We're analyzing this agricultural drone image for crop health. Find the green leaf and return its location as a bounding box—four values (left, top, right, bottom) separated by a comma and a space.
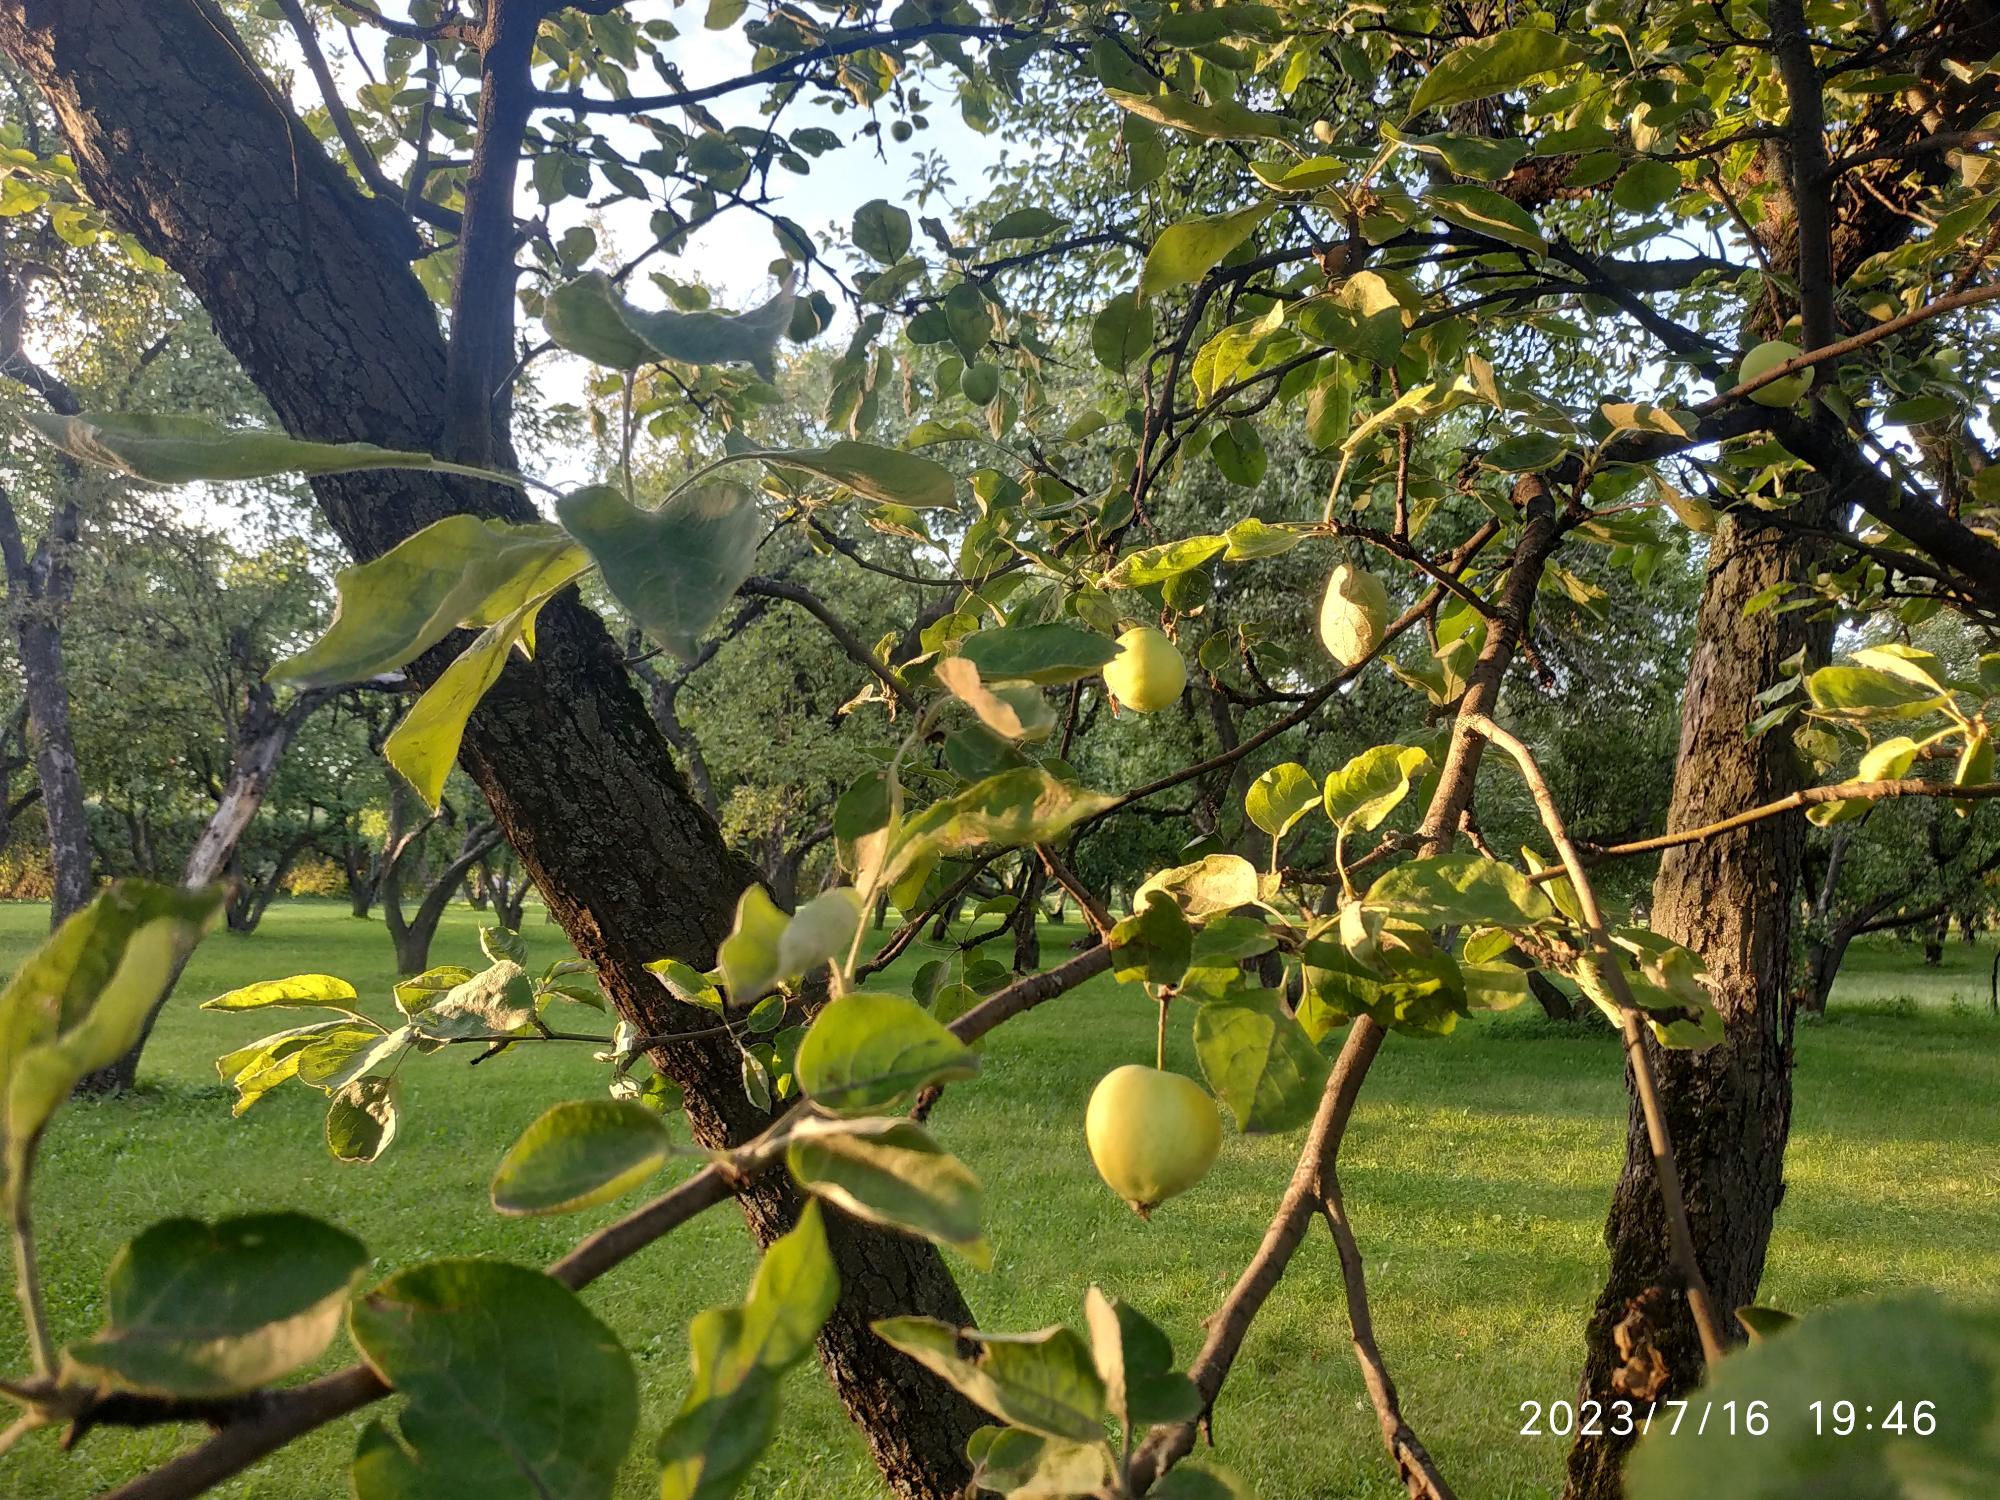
1152, 1466, 1254, 1499
1103, 536, 1227, 588
1296, 271, 1406, 366
1245, 762, 1318, 839
384, 604, 547, 808
888, 769, 1118, 881
1110, 892, 1194, 988
1083, 1287, 1202, 1429
1193, 988, 1329, 1133
543, 270, 795, 378
1139, 203, 1273, 298
216, 1019, 355, 1116
1108, 89, 1289, 143
796, 991, 980, 1114
936, 659, 1057, 743
1404, 27, 1586, 123
1805, 664, 1948, 720
557, 483, 762, 662
21, 410, 517, 489
391, 965, 477, 1017
785, 1117, 989, 1264
1626, 1294, 2000, 1500
1132, 854, 1261, 921
852, 199, 913, 264
958, 623, 1120, 685
349, 1260, 636, 1500
1092, 290, 1156, 371
0, 882, 222, 1200
1459, 962, 1531, 1012
1365, 854, 1555, 927
761, 440, 957, 508
1858, 735, 1921, 781
326, 1077, 399, 1163
1223, 517, 1303, 560
872, 1317, 1108, 1441
777, 888, 866, 985
657, 1203, 839, 1500
1611, 158, 1682, 214
479, 925, 528, 966
989, 207, 1068, 241
967, 1428, 1112, 1499
719, 886, 791, 1004
490, 1099, 673, 1216
1384, 126, 1530, 181
272, 516, 588, 689
202, 974, 359, 1012
1425, 183, 1546, 253
67, 1213, 366, 1398
410, 961, 535, 1040
1851, 642, 1949, 691
1323, 745, 1431, 833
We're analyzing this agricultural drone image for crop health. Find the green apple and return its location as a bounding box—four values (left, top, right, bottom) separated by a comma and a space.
1319, 563, 1390, 666
1102, 626, 1185, 713
1739, 340, 1812, 407
1085, 1064, 1222, 1216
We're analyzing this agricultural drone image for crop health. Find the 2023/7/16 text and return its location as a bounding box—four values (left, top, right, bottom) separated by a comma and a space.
1517, 1399, 1940, 1438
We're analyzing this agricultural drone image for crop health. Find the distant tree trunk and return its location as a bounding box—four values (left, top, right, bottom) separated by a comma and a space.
1528, 970, 1578, 1021
0, 483, 90, 925
225, 822, 316, 934
1011, 864, 1045, 973
0, 267, 93, 925
0, 701, 43, 855
342, 833, 381, 918
81, 682, 337, 1093
383, 808, 502, 974
766, 822, 831, 912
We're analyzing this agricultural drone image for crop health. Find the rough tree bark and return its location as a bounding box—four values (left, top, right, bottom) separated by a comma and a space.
1563, 509, 1832, 1497
0, 481, 88, 925
0, 272, 93, 925
1566, 8, 2000, 1490
0, 3, 986, 1490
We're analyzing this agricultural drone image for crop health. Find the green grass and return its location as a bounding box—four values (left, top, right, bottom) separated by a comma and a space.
0, 904, 1996, 1499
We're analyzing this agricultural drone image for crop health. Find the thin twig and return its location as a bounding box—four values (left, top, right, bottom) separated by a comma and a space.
1463, 714, 1728, 1366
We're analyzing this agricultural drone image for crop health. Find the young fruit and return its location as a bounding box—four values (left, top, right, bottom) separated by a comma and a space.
1102, 626, 1186, 713
1738, 340, 1812, 407
1085, 1064, 1222, 1217
1319, 563, 1390, 665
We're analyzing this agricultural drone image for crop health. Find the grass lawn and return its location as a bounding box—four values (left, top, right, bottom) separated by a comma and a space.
0, 901, 1995, 1499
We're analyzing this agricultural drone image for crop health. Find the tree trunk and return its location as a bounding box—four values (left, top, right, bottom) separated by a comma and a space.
1564, 512, 1829, 1496
1798, 928, 1853, 1017
0, 486, 90, 924
83, 681, 333, 1091
1011, 863, 1045, 973
1527, 970, 1578, 1022
0, 9, 986, 1485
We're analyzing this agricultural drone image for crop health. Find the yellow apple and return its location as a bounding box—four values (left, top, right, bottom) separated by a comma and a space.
1085, 1064, 1222, 1216
1739, 340, 1812, 407
1102, 626, 1185, 713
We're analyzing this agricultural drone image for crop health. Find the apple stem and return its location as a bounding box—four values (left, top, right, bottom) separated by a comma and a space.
1155, 993, 1169, 1071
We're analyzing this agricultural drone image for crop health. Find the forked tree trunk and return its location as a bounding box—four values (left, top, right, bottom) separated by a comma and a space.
0, 4, 987, 1489
384, 816, 503, 975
